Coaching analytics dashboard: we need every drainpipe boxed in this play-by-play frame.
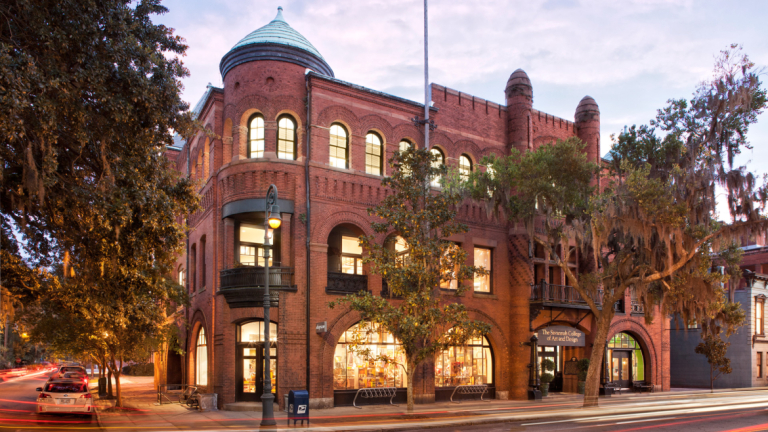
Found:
[304,71,313,393]
[184,141,191,387]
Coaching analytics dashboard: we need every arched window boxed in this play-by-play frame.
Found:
[398,140,412,153]
[607,332,645,386]
[365,132,383,175]
[177,265,185,287]
[277,116,296,160]
[435,333,493,387]
[333,322,406,390]
[196,327,208,386]
[329,124,349,169]
[459,154,472,181]
[248,114,265,158]
[430,148,445,187]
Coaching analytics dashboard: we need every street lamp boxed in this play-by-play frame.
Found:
[261,184,281,426]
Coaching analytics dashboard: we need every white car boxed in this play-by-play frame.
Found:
[50,366,87,380]
[36,380,94,414]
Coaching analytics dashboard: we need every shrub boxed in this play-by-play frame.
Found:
[540,372,554,384]
[577,359,590,382]
[540,358,555,373]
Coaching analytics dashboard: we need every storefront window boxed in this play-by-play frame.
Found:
[333,323,406,390]
[435,335,493,387]
[238,321,277,396]
[239,321,277,343]
[608,332,644,381]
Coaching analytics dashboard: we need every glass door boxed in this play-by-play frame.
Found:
[611,350,632,388]
[236,347,260,402]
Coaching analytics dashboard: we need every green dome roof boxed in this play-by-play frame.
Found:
[231,7,325,60]
[220,7,333,78]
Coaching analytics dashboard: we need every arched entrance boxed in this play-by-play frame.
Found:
[235,320,277,402]
[607,332,645,388]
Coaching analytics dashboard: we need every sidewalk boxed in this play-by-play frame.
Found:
[93,383,768,431]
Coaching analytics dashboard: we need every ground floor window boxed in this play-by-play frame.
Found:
[236,321,277,401]
[435,335,493,387]
[608,332,644,384]
[333,323,406,390]
[196,327,208,386]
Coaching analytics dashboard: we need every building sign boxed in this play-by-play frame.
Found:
[537,326,585,347]
[315,321,327,334]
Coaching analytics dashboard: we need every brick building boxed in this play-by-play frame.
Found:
[162,7,670,409]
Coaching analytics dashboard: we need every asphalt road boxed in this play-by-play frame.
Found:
[0,369,97,431]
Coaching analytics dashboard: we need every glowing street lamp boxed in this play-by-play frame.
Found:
[260,184,280,426]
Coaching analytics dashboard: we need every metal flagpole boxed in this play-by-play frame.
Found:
[423,0,429,150]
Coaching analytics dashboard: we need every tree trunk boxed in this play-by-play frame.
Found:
[583,313,613,408]
[406,362,416,413]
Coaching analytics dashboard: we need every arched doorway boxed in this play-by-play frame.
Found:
[608,332,645,388]
[235,320,277,402]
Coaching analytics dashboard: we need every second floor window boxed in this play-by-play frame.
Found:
[329,124,349,169]
[277,116,296,160]
[248,114,265,158]
[757,299,765,335]
[440,243,460,290]
[459,154,472,182]
[239,224,275,267]
[365,132,383,175]
[341,236,363,275]
[430,148,445,187]
[473,247,492,292]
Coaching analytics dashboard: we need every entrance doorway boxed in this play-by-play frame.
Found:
[611,351,631,388]
[235,321,277,402]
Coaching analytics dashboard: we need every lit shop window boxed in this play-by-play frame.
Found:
[435,333,493,387]
[473,247,492,292]
[333,323,406,390]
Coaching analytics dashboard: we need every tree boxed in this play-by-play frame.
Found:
[470,45,766,407]
[695,332,732,393]
[329,147,491,412]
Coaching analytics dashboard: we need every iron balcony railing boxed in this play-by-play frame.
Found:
[326,272,368,295]
[218,266,296,308]
[530,280,603,307]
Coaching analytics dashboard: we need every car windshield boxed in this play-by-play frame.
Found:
[44,383,86,393]
[61,367,85,373]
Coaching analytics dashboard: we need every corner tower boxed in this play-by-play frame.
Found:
[505,69,533,152]
[574,96,600,164]
[219,7,334,79]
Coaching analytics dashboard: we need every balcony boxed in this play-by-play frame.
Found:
[326,272,368,295]
[219,266,296,308]
[530,281,603,310]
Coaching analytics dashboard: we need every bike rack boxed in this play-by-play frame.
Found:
[352,387,398,409]
[450,384,489,403]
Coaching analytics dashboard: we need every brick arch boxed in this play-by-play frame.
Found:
[359,114,394,141]
[312,210,375,244]
[392,123,424,148]
[315,105,360,134]
[608,319,659,386]
[319,308,364,397]
[429,132,454,157]
[230,94,271,127]
[480,147,504,159]
[268,95,306,123]
[453,140,483,165]
[465,308,511,391]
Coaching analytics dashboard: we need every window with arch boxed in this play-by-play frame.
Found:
[459,154,472,182]
[430,148,445,187]
[329,124,349,169]
[435,333,493,387]
[178,265,185,287]
[365,132,383,175]
[607,332,645,381]
[277,115,296,160]
[333,322,407,390]
[196,327,208,386]
[398,140,413,153]
[248,114,265,158]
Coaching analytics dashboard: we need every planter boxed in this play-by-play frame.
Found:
[577,381,586,394]
[540,383,550,397]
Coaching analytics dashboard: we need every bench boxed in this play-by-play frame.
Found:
[604,382,622,395]
[633,380,654,393]
[450,384,490,403]
[352,387,398,409]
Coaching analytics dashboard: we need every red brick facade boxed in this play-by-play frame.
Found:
[163,12,669,410]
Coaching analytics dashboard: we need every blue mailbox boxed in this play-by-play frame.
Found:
[287,389,309,425]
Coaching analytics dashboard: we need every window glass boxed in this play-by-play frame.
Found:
[178,267,185,286]
[757,301,764,335]
[333,323,407,390]
[399,141,412,152]
[45,383,86,393]
[196,328,208,386]
[459,155,472,182]
[440,243,460,290]
[277,117,296,160]
[473,248,492,292]
[435,333,493,387]
[249,115,265,158]
[341,236,363,275]
[329,124,348,168]
[365,133,383,175]
[430,148,444,187]
[239,225,274,266]
[239,321,277,343]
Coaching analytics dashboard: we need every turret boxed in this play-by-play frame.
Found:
[575,96,600,165]
[505,69,533,152]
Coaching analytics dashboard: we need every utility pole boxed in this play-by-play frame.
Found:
[423,0,430,150]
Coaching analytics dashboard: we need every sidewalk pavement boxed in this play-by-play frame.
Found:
[92,382,768,431]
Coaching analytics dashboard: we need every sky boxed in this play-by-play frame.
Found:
[156,0,768,165]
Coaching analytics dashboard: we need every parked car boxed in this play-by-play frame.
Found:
[50,366,87,380]
[35,380,93,414]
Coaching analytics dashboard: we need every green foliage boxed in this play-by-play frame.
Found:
[329,147,491,411]
[540,372,554,384]
[577,359,590,382]
[695,332,733,392]
[540,358,555,373]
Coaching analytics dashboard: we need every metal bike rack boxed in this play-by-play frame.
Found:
[450,384,489,403]
[352,387,398,409]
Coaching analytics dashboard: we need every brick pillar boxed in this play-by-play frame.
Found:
[508,233,534,400]
[224,218,235,269]
[234,125,247,161]
[265,120,278,159]
[280,213,291,267]
[223,136,233,166]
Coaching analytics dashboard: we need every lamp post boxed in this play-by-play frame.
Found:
[261,184,281,426]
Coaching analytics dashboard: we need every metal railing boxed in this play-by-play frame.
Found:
[450,384,490,403]
[352,387,398,408]
[530,281,603,306]
[326,272,368,295]
[220,266,294,290]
